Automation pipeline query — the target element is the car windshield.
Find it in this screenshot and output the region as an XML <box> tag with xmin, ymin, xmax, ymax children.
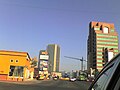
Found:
<box><xmin>0</xmin><ymin>0</ymin><xmax>120</xmax><ymax>90</ymax></box>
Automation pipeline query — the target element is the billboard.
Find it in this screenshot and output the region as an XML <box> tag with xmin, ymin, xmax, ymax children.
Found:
<box><xmin>40</xmin><ymin>60</ymin><xmax>48</xmax><ymax>71</ymax></box>
<box><xmin>39</xmin><ymin>50</ymin><xmax>49</xmax><ymax>73</ymax></box>
<box><xmin>44</xmin><ymin>71</ymin><xmax>48</xmax><ymax>74</ymax></box>
<box><xmin>40</xmin><ymin>55</ymin><xmax>49</xmax><ymax>60</ymax></box>
<box><xmin>43</xmin><ymin>68</ymin><xmax>48</xmax><ymax>71</ymax></box>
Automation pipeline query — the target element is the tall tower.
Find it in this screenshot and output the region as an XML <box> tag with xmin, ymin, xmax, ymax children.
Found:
<box><xmin>47</xmin><ymin>44</ymin><xmax>60</xmax><ymax>73</ymax></box>
<box><xmin>87</xmin><ymin>21</ymin><xmax>119</xmax><ymax>73</ymax></box>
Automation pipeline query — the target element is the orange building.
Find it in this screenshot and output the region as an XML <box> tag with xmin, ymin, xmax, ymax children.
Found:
<box><xmin>0</xmin><ymin>50</ymin><xmax>34</xmax><ymax>81</ymax></box>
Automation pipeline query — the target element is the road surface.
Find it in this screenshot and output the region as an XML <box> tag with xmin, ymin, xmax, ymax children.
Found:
<box><xmin>0</xmin><ymin>80</ymin><xmax>91</xmax><ymax>90</ymax></box>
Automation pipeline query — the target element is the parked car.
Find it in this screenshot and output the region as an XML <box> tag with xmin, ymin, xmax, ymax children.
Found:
<box><xmin>89</xmin><ymin>53</ymin><xmax>120</xmax><ymax>90</ymax></box>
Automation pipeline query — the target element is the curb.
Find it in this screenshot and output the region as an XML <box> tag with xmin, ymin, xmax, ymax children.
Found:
<box><xmin>0</xmin><ymin>79</ymin><xmax>51</xmax><ymax>85</ymax></box>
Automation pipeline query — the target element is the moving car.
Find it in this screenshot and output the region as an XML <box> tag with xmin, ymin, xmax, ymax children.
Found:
<box><xmin>53</xmin><ymin>76</ymin><xmax>59</xmax><ymax>80</ymax></box>
<box><xmin>36</xmin><ymin>74</ymin><xmax>45</xmax><ymax>80</ymax></box>
<box><xmin>78</xmin><ymin>74</ymin><xmax>87</xmax><ymax>81</ymax></box>
<box><xmin>76</xmin><ymin>71</ymin><xmax>88</xmax><ymax>81</ymax></box>
<box><xmin>86</xmin><ymin>77</ymin><xmax>94</xmax><ymax>82</ymax></box>
<box><xmin>70</xmin><ymin>78</ymin><xmax>76</xmax><ymax>82</ymax></box>
<box><xmin>60</xmin><ymin>77</ymin><xmax>70</xmax><ymax>81</ymax></box>
<box><xmin>89</xmin><ymin>53</ymin><xmax>120</xmax><ymax>90</ymax></box>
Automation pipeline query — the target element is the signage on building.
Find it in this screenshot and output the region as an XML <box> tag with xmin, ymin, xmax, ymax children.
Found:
<box><xmin>44</xmin><ymin>71</ymin><xmax>48</xmax><ymax>74</ymax></box>
<box><xmin>43</xmin><ymin>68</ymin><xmax>47</xmax><ymax>71</ymax></box>
<box><xmin>41</xmin><ymin>51</ymin><xmax>48</xmax><ymax>55</ymax></box>
<box><xmin>39</xmin><ymin>71</ymin><xmax>44</xmax><ymax>74</ymax></box>
<box><xmin>39</xmin><ymin>50</ymin><xmax>49</xmax><ymax>77</ymax></box>
<box><xmin>108</xmin><ymin>52</ymin><xmax>113</xmax><ymax>61</ymax></box>
<box><xmin>40</xmin><ymin>55</ymin><xmax>49</xmax><ymax>60</ymax></box>
<box><xmin>40</xmin><ymin>60</ymin><xmax>48</xmax><ymax>71</ymax></box>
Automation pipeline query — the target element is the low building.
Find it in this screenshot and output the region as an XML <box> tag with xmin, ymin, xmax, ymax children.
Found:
<box><xmin>0</xmin><ymin>50</ymin><xmax>33</xmax><ymax>81</ymax></box>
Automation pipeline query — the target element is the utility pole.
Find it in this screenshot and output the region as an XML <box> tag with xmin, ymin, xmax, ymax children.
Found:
<box><xmin>64</xmin><ymin>56</ymin><xmax>86</xmax><ymax>71</ymax></box>
<box><xmin>81</xmin><ymin>57</ymin><xmax>83</xmax><ymax>71</ymax></box>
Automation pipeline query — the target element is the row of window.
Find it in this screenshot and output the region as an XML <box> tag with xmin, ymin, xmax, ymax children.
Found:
<box><xmin>97</xmin><ymin>56</ymin><xmax>103</xmax><ymax>58</ymax></box>
<box><xmin>10</xmin><ymin>60</ymin><xmax>19</xmax><ymax>63</ymax></box>
<box><xmin>97</xmin><ymin>48</ymin><xmax>119</xmax><ymax>53</ymax></box>
<box><xmin>92</xmin><ymin>62</ymin><xmax>105</xmax><ymax>67</ymax></box>
<box><xmin>97</xmin><ymin>48</ymin><xmax>102</xmax><ymax>51</ymax></box>
<box><xmin>97</xmin><ymin>52</ymin><xmax>102</xmax><ymax>54</ymax></box>
<box><xmin>97</xmin><ymin>41</ymin><xmax>118</xmax><ymax>45</ymax></box>
<box><xmin>97</xmin><ymin>45</ymin><xmax>118</xmax><ymax>49</ymax></box>
<box><xmin>97</xmin><ymin>60</ymin><xmax>103</xmax><ymax>62</ymax></box>
<box><xmin>97</xmin><ymin>50</ymin><xmax>118</xmax><ymax>54</ymax></box>
<box><xmin>97</xmin><ymin>47</ymin><xmax>115</xmax><ymax>49</ymax></box>
<box><xmin>114</xmin><ymin>50</ymin><xmax>119</xmax><ymax>52</ymax></box>
<box><xmin>94</xmin><ymin>28</ymin><xmax>100</xmax><ymax>30</ymax></box>
<box><xmin>96</xmin><ymin>34</ymin><xmax>117</xmax><ymax>38</ymax></box>
<box><xmin>97</xmin><ymin>40</ymin><xmax>118</xmax><ymax>43</ymax></box>
<box><xmin>94</xmin><ymin>27</ymin><xmax>114</xmax><ymax>32</ymax></box>
<box><xmin>97</xmin><ymin>37</ymin><xmax>118</xmax><ymax>41</ymax></box>
<box><xmin>111</xmin><ymin>29</ymin><xmax>114</xmax><ymax>32</ymax></box>
<box><xmin>97</xmin><ymin>64</ymin><xmax>103</xmax><ymax>66</ymax></box>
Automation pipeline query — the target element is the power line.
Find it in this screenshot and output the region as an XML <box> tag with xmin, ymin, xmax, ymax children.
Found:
<box><xmin>0</xmin><ymin>1</ymin><xmax>120</xmax><ymax>15</ymax></box>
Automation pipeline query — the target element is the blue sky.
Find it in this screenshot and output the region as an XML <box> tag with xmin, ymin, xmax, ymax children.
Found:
<box><xmin>0</xmin><ymin>0</ymin><xmax>120</xmax><ymax>72</ymax></box>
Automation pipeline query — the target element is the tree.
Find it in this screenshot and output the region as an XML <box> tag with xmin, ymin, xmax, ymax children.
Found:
<box><xmin>31</xmin><ymin>57</ymin><xmax>38</xmax><ymax>68</ymax></box>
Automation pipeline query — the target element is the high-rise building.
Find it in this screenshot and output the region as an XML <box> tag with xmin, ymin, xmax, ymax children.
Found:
<box><xmin>47</xmin><ymin>44</ymin><xmax>60</xmax><ymax>73</ymax></box>
<box><xmin>87</xmin><ymin>21</ymin><xmax>119</xmax><ymax>73</ymax></box>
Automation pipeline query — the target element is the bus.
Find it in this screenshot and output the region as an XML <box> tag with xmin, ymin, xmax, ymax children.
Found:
<box><xmin>77</xmin><ymin>72</ymin><xmax>87</xmax><ymax>81</ymax></box>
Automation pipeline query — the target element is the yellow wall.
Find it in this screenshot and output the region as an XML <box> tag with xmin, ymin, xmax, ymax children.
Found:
<box><xmin>0</xmin><ymin>50</ymin><xmax>31</xmax><ymax>79</ymax></box>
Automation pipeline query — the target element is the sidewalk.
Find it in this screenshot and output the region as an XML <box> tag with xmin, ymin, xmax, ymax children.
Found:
<box><xmin>0</xmin><ymin>79</ymin><xmax>43</xmax><ymax>85</ymax></box>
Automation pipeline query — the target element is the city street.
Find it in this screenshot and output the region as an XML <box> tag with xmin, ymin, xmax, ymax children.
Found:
<box><xmin>0</xmin><ymin>80</ymin><xmax>91</xmax><ymax>90</ymax></box>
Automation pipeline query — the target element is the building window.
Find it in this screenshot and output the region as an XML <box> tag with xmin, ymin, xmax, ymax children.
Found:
<box><xmin>97</xmin><ymin>56</ymin><xmax>103</xmax><ymax>58</ymax></box>
<box><xmin>97</xmin><ymin>64</ymin><xmax>103</xmax><ymax>66</ymax></box>
<box><xmin>9</xmin><ymin>66</ymin><xmax>24</xmax><ymax>77</ymax></box>
<box><xmin>94</xmin><ymin>27</ymin><xmax>100</xmax><ymax>30</ymax></box>
<box><xmin>10</xmin><ymin>60</ymin><xmax>14</xmax><ymax>62</ymax></box>
<box><xmin>16</xmin><ymin>60</ymin><xmax>19</xmax><ymax>63</ymax></box>
<box><xmin>114</xmin><ymin>50</ymin><xmax>118</xmax><ymax>53</ymax></box>
<box><xmin>111</xmin><ymin>29</ymin><xmax>114</xmax><ymax>32</ymax></box>
<box><xmin>103</xmin><ymin>27</ymin><xmax>109</xmax><ymax>33</ymax></box>
<box><xmin>97</xmin><ymin>52</ymin><xmax>102</xmax><ymax>54</ymax></box>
